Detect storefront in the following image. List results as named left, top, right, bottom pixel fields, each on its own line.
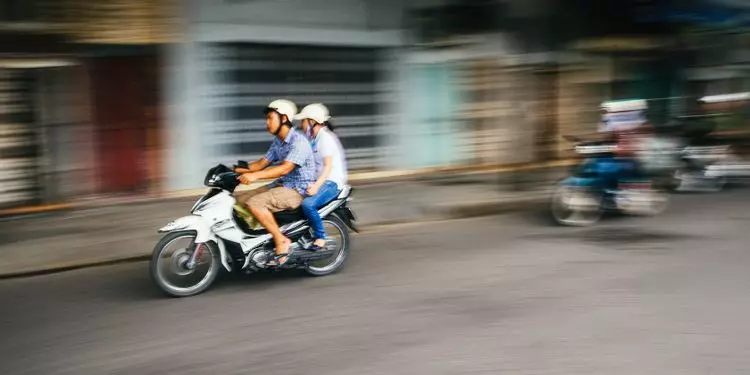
left=0, top=67, right=41, bottom=209
left=202, top=43, right=389, bottom=171
left=163, top=0, right=408, bottom=190
left=0, top=0, right=176, bottom=210
left=0, top=29, right=85, bottom=210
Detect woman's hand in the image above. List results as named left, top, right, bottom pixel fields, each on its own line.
left=239, top=173, right=259, bottom=185
left=307, top=183, right=320, bottom=196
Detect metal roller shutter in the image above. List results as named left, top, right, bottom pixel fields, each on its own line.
left=204, top=43, right=386, bottom=170
left=0, top=69, right=41, bottom=209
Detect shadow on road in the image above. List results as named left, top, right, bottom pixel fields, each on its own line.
left=117, top=265, right=319, bottom=300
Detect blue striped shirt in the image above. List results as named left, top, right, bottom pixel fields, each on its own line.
left=264, top=129, right=317, bottom=195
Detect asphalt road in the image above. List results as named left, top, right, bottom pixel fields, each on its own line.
left=3, top=188, right=750, bottom=374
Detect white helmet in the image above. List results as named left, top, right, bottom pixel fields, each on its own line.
left=295, top=103, right=331, bottom=124
left=265, top=99, right=298, bottom=123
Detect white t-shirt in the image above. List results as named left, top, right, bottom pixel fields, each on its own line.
left=313, top=128, right=348, bottom=188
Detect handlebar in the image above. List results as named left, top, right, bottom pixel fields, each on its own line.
left=233, top=160, right=250, bottom=179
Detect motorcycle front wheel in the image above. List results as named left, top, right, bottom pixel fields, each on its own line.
left=550, top=185, right=603, bottom=227
left=150, top=231, right=221, bottom=298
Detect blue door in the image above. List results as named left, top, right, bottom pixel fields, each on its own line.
left=404, top=63, right=465, bottom=169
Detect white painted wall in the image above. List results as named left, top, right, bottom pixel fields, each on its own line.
left=377, top=48, right=407, bottom=170
left=197, top=0, right=368, bottom=29
left=191, top=0, right=407, bottom=46
left=164, top=1, right=211, bottom=191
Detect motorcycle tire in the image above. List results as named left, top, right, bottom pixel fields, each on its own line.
left=305, top=216, right=350, bottom=277
left=150, top=231, right=222, bottom=298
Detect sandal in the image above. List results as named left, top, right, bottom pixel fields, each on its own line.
left=266, top=238, right=294, bottom=266
left=310, top=238, right=329, bottom=252
left=266, top=252, right=291, bottom=267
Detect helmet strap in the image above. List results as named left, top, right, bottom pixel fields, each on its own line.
left=274, top=124, right=291, bottom=137
left=311, top=121, right=325, bottom=136
left=272, top=113, right=288, bottom=136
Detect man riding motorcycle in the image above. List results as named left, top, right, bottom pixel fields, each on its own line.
left=233, top=99, right=317, bottom=266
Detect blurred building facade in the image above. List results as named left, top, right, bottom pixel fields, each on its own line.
left=2, top=0, right=750, bottom=210
left=0, top=0, right=177, bottom=209
left=166, top=0, right=574, bottom=189
left=165, top=0, right=409, bottom=191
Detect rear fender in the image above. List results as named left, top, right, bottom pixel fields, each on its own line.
left=159, top=215, right=232, bottom=272
left=332, top=206, right=359, bottom=233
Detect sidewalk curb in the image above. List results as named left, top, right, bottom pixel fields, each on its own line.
left=0, top=255, right=152, bottom=280
left=0, top=195, right=553, bottom=279
left=426, top=193, right=551, bottom=220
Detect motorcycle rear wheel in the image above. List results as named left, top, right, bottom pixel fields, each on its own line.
left=305, top=216, right=350, bottom=276
left=626, top=190, right=670, bottom=216
left=673, top=169, right=726, bottom=193
left=150, top=231, right=221, bottom=298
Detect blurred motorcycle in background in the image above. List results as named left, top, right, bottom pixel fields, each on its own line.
left=551, top=138, right=671, bottom=226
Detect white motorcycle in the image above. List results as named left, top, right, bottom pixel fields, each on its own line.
left=150, top=164, right=358, bottom=297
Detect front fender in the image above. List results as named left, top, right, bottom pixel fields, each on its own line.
left=159, top=215, right=207, bottom=236
left=159, top=215, right=232, bottom=272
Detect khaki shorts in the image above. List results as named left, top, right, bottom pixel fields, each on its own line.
left=235, top=186, right=303, bottom=213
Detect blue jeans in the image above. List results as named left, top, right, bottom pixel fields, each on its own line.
left=301, top=181, right=340, bottom=240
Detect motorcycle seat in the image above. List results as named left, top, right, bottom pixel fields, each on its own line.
left=273, top=209, right=305, bottom=225
left=232, top=188, right=352, bottom=236
left=232, top=208, right=305, bottom=236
